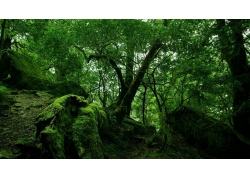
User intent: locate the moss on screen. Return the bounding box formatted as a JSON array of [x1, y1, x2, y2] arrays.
[[8, 50, 44, 79], [41, 127, 65, 159], [98, 109, 108, 132], [15, 138, 37, 147], [35, 94, 78, 129], [80, 106, 96, 119], [35, 95, 73, 138], [72, 116, 103, 158], [47, 81, 89, 98], [35, 95, 105, 158], [2, 50, 88, 97], [0, 149, 13, 159], [0, 84, 11, 106], [79, 103, 109, 133]]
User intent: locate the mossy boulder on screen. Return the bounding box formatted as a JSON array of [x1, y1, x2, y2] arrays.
[[168, 106, 250, 158], [35, 94, 108, 158], [1, 50, 88, 97]]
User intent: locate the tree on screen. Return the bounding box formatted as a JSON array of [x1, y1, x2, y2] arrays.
[[114, 39, 163, 124], [216, 19, 250, 137]]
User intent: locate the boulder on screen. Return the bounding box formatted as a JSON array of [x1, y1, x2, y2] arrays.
[[168, 106, 250, 158], [0, 50, 88, 97]]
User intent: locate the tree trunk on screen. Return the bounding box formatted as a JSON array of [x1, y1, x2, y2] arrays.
[[142, 83, 147, 125], [124, 37, 135, 116], [229, 20, 250, 138], [217, 19, 250, 138], [114, 39, 162, 124], [0, 19, 7, 51]]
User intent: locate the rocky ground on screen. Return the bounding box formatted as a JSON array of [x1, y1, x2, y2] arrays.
[[0, 89, 54, 157]]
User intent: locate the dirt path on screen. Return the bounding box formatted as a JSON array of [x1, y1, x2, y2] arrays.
[[0, 90, 53, 153]]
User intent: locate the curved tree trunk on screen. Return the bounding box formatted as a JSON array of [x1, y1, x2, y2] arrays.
[[114, 39, 162, 124]]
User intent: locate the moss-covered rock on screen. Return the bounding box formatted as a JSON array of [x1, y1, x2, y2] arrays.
[[1, 50, 88, 97], [35, 94, 107, 159], [168, 106, 250, 158]]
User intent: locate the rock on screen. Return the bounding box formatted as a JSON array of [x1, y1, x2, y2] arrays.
[[36, 91, 52, 98], [14, 103, 22, 107], [1, 50, 88, 98], [168, 106, 250, 158]]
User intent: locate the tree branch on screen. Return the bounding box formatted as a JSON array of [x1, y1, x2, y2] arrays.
[[73, 45, 88, 61]]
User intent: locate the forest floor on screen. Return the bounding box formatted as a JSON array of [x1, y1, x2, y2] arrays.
[[0, 89, 214, 159]]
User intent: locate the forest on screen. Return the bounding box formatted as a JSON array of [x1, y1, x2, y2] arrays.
[[1, 19, 250, 159]]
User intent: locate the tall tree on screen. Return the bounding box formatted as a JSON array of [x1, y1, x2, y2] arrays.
[[216, 19, 250, 137]]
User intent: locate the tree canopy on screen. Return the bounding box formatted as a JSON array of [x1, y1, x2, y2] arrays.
[[1, 19, 250, 159]]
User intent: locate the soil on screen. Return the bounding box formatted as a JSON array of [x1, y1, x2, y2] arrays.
[[0, 89, 53, 155], [0, 89, 214, 159]]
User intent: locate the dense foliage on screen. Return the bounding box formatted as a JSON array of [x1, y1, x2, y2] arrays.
[[1, 19, 250, 155]]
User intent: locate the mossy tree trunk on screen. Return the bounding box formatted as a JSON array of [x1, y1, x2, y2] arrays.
[[217, 19, 250, 138]]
